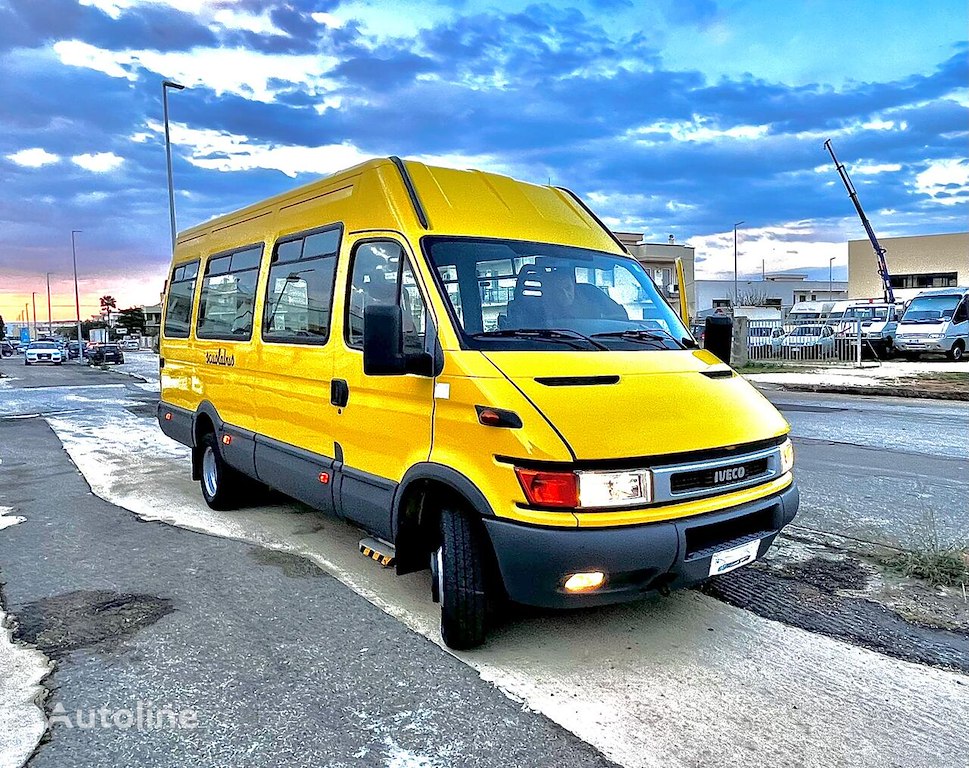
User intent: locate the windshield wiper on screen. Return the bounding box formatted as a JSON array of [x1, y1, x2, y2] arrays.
[[470, 328, 608, 350], [591, 328, 687, 349]]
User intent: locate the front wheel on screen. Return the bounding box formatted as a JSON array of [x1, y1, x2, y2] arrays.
[[947, 341, 966, 362], [432, 508, 490, 650], [198, 432, 243, 510]]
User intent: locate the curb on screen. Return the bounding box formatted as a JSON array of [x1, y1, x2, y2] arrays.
[[759, 382, 969, 401]]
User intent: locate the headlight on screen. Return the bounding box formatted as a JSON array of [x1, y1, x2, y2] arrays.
[[927, 333, 943, 339], [867, 332, 883, 339], [577, 468, 653, 508], [780, 439, 795, 474]]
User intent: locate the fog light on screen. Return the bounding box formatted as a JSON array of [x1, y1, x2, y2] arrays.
[[563, 571, 605, 592]]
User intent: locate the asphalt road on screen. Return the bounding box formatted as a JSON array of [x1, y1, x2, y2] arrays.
[[765, 388, 969, 549], [1, 355, 968, 768]]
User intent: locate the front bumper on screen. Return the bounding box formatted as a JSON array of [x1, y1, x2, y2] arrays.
[[483, 481, 798, 608], [896, 338, 946, 352]]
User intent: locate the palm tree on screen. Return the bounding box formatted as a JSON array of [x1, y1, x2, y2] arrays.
[[99, 295, 117, 326]]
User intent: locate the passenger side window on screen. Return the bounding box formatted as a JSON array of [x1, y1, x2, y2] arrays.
[[196, 245, 263, 340], [163, 260, 199, 339], [263, 227, 340, 344], [954, 299, 968, 324], [346, 241, 426, 350]]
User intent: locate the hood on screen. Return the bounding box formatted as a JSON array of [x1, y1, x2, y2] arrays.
[[483, 349, 789, 460]]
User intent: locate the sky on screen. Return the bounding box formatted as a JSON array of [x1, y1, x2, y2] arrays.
[[1, 0, 967, 324]]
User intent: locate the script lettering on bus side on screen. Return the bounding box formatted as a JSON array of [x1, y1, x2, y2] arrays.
[[204, 349, 235, 367]]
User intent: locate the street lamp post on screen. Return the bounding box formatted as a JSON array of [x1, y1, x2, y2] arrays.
[[72, 230, 82, 356], [31, 292, 38, 340], [829, 257, 836, 300], [163, 80, 186, 255], [733, 221, 745, 306], [46, 272, 53, 335]]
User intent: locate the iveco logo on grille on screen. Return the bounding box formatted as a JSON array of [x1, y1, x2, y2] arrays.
[[714, 466, 746, 484]]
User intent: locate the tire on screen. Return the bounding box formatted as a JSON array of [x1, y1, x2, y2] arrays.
[[433, 507, 490, 650], [947, 341, 966, 362], [198, 432, 244, 510], [24, 360, 30, 366]]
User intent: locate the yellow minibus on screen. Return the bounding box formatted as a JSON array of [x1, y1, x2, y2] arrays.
[[159, 158, 797, 649]]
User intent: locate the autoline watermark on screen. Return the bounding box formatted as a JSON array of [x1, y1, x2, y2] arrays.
[[48, 702, 199, 731]]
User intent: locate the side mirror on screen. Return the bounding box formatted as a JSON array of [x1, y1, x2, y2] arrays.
[[363, 304, 406, 376], [704, 315, 733, 364]]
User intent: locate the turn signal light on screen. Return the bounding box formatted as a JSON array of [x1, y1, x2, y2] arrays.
[[564, 571, 605, 592], [222, 434, 232, 445], [164, 412, 172, 421], [475, 405, 523, 429], [318, 472, 330, 484], [515, 468, 578, 508]]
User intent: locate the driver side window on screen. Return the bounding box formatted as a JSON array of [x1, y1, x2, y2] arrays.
[[953, 298, 969, 325], [346, 241, 427, 350]]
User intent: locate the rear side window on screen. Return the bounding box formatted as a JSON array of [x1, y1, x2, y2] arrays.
[[163, 260, 199, 339], [196, 245, 263, 340], [263, 225, 341, 344]]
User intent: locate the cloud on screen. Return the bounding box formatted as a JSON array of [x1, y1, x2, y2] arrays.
[[148, 120, 371, 178], [53, 40, 339, 101], [914, 158, 969, 207], [72, 152, 124, 172], [7, 148, 60, 167]]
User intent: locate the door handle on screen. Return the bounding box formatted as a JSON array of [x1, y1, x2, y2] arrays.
[[330, 378, 349, 408]]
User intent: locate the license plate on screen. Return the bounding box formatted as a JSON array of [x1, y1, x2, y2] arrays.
[[709, 538, 760, 577]]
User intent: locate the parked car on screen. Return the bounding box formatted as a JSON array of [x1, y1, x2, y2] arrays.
[[747, 325, 785, 356], [1, 341, 14, 357], [88, 343, 125, 365], [780, 324, 836, 359], [121, 339, 140, 350], [24, 341, 63, 365]]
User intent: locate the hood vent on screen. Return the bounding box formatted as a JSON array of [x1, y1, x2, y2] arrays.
[[700, 368, 734, 379], [534, 375, 620, 387]]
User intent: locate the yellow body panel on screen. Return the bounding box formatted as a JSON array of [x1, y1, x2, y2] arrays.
[[483, 349, 788, 460], [160, 156, 791, 538]]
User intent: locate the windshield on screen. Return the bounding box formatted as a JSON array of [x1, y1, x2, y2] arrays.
[[901, 295, 959, 322], [30, 342, 59, 349], [845, 306, 890, 321], [789, 312, 821, 321], [790, 326, 823, 337], [424, 237, 692, 351]]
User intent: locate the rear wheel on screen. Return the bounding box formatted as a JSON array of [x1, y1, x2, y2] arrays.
[[948, 341, 966, 362], [198, 432, 244, 510], [432, 507, 490, 650]]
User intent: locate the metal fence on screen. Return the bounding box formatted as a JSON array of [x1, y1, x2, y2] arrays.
[[741, 318, 871, 365]]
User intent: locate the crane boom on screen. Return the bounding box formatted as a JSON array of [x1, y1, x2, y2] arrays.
[[824, 139, 895, 303]]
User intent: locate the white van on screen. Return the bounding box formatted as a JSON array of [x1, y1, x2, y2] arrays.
[[833, 299, 904, 357], [895, 287, 969, 361]]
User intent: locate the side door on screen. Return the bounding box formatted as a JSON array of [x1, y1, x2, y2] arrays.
[[252, 225, 342, 513], [948, 296, 969, 350], [332, 234, 435, 539]]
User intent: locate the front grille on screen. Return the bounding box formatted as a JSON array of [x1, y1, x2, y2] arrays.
[[670, 457, 769, 494]]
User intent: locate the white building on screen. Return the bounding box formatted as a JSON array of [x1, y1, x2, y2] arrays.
[[695, 273, 848, 314]]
